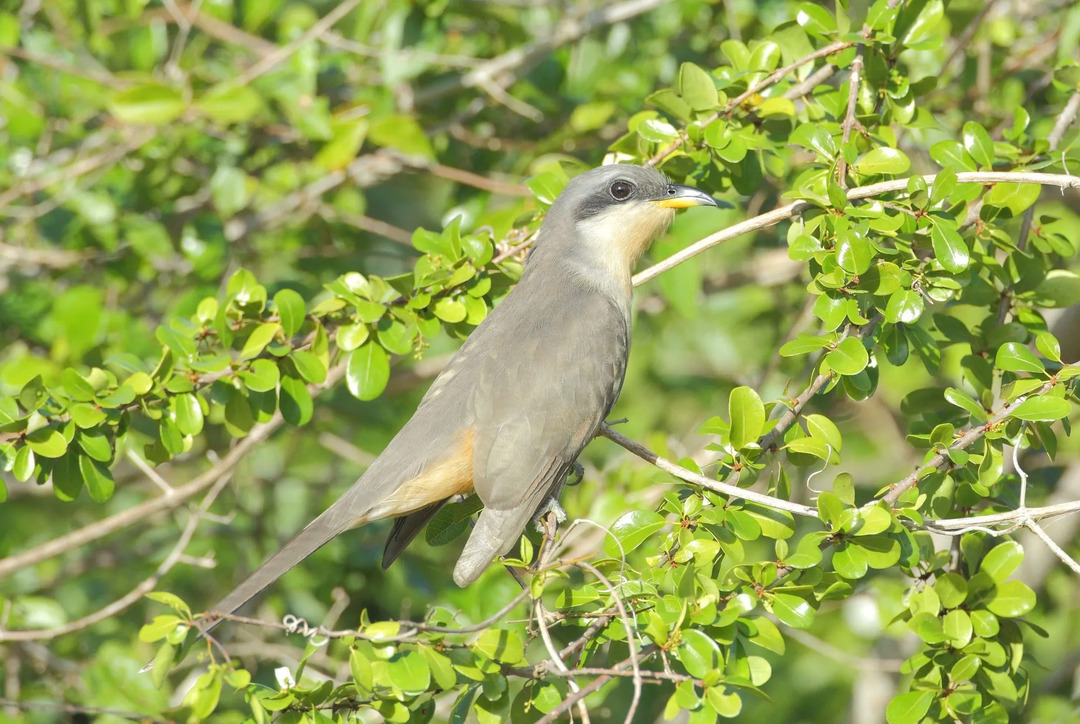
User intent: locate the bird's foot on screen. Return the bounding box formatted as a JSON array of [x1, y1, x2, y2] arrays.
[[531, 496, 567, 534], [565, 461, 585, 487]]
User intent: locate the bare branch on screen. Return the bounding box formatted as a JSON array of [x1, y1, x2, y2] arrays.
[[881, 379, 1058, 506], [234, 0, 363, 86]]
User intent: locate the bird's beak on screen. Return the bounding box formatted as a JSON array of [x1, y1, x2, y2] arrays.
[[651, 184, 720, 209]]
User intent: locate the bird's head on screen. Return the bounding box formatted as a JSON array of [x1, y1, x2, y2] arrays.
[[536, 164, 719, 288]]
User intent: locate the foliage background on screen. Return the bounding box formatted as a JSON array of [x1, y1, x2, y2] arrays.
[[1, 0, 1080, 722]]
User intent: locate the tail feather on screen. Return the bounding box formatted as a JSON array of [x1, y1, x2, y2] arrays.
[[199, 514, 345, 636]]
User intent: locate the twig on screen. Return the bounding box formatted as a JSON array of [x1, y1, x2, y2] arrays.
[[759, 316, 882, 452], [647, 39, 860, 167], [598, 425, 818, 519], [632, 171, 1080, 286], [0, 469, 233, 642], [416, 0, 669, 106], [836, 47, 865, 187], [234, 0, 363, 86], [0, 128, 156, 213], [318, 205, 414, 246], [0, 46, 125, 89], [881, 379, 1057, 506], [576, 561, 642, 724]]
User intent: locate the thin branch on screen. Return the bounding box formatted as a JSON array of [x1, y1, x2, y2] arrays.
[[836, 47, 865, 187], [647, 39, 860, 167], [881, 379, 1057, 506], [0, 128, 156, 213], [0, 46, 126, 89], [633, 171, 1080, 286], [759, 316, 882, 452], [234, 0, 363, 86], [598, 425, 819, 519], [416, 0, 669, 106], [576, 561, 642, 724], [1025, 521, 1080, 577], [0, 469, 233, 642]]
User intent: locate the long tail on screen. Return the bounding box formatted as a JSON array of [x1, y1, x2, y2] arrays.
[[199, 509, 348, 636]]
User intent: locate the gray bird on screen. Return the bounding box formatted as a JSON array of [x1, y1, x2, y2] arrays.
[[202, 163, 717, 630]]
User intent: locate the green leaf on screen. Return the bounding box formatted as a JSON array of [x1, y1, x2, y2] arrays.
[[816, 491, 843, 529], [26, 427, 67, 458], [805, 414, 842, 452], [980, 541, 1024, 582], [50, 452, 82, 500], [209, 166, 249, 217], [61, 369, 97, 402], [472, 629, 525, 664], [962, 121, 995, 167], [885, 289, 924, 324], [291, 350, 327, 384], [825, 336, 869, 376], [13, 446, 35, 482], [944, 387, 987, 422], [705, 686, 742, 718], [930, 166, 957, 205], [80, 454, 115, 502], [240, 322, 281, 360], [796, 2, 836, 37], [943, 609, 973, 647], [369, 114, 434, 158], [280, 375, 313, 426], [995, 342, 1045, 374], [678, 628, 720, 678], [835, 231, 872, 274], [173, 393, 204, 436], [604, 510, 666, 557], [984, 182, 1041, 214], [433, 297, 468, 323], [387, 650, 430, 694], [728, 386, 765, 449], [194, 83, 262, 123], [1035, 332, 1062, 363], [347, 343, 390, 401], [109, 82, 185, 125], [770, 593, 814, 628], [1027, 270, 1080, 308], [930, 221, 969, 273], [779, 334, 832, 356], [930, 140, 975, 171], [239, 359, 281, 392], [853, 147, 910, 175], [986, 580, 1036, 617], [678, 62, 718, 111], [934, 573, 969, 608], [337, 322, 370, 351], [1010, 395, 1071, 422], [886, 691, 934, 724], [274, 289, 306, 337]]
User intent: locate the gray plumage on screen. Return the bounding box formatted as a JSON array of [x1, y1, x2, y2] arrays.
[[197, 164, 717, 634]]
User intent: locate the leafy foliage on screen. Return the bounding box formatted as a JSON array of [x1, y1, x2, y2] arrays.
[[2, 1, 1080, 723]]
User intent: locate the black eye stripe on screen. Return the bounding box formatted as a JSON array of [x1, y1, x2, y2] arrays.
[[609, 180, 634, 200]]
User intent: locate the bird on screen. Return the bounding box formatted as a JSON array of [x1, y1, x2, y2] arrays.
[[201, 163, 717, 631]]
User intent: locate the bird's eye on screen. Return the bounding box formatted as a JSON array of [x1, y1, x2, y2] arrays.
[[609, 180, 634, 200]]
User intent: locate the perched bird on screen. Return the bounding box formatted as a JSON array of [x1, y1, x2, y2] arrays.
[[205, 163, 717, 628]]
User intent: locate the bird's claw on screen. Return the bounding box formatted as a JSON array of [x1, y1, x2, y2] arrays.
[[531, 497, 567, 534], [565, 462, 585, 487]]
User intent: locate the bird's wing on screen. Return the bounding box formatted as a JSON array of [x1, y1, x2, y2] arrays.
[[453, 289, 629, 585]]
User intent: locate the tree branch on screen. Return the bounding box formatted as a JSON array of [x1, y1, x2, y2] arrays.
[[633, 171, 1080, 286]]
